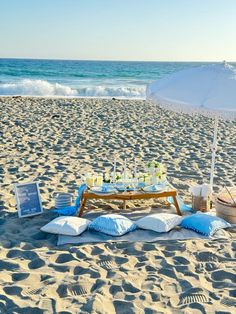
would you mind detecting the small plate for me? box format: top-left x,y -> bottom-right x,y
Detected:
115,183 -> 135,192
143,185 -> 165,193
90,186 -> 117,195
116,187 -> 135,192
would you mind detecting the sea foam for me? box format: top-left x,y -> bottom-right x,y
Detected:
0,79 -> 78,96
77,86 -> 145,98
0,79 -> 145,98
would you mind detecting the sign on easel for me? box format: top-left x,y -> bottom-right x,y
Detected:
15,182 -> 43,218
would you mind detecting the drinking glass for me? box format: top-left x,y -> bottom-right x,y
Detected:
85,173 -> 95,187
96,174 -> 103,187
145,175 -> 152,186
131,178 -> 139,191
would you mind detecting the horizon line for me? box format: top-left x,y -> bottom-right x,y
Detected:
0,57 -> 235,63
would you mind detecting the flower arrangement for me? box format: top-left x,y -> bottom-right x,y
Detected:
102,160 -> 166,186
145,161 -> 167,183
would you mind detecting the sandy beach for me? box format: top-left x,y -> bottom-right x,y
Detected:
0,97 -> 236,313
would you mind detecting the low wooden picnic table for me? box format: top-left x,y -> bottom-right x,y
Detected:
78,189 -> 181,217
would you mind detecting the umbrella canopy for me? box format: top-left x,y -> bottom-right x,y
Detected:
146,62 -> 236,190
147,62 -> 236,119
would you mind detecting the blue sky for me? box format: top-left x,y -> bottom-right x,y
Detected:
0,0 -> 235,61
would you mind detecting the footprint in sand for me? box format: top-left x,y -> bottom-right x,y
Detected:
195,262 -> 220,273
179,293 -> 208,305
211,270 -> 236,283
176,288 -> 210,307
205,262 -> 221,272
229,289 -> 236,298
135,261 -> 146,269
75,250 -> 88,259
97,259 -> 117,270
55,253 -> 75,264
0,260 -> 19,271
57,282 -> 93,298
21,286 -> 46,297
160,281 -> 181,296
124,294 -> 136,301
194,251 -> 221,263
141,243 -> 156,251
114,256 -> 129,266
221,296 -> 236,308
158,267 -> 177,280
0,295 -> 18,314
123,282 -> 140,294
28,257 -> 45,269
68,284 -> 90,296
74,265 -> 100,278
49,264 -> 70,273
113,300 -> 135,313
211,270 -> 236,289
142,279 -> 161,292
145,265 -> 158,273
178,279 -> 193,292
7,249 -> 38,260
12,272 -> 30,281
109,285 -> 123,296
3,286 -> 22,296
172,256 -> 190,265
136,254 -> 148,262
21,277 -> 55,297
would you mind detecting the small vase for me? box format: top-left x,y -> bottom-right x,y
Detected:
151,174 -> 157,185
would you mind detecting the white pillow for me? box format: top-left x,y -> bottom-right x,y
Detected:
136,213 -> 183,233
89,214 -> 136,236
41,216 -> 90,236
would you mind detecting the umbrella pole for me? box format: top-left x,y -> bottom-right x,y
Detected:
210,116 -> 219,190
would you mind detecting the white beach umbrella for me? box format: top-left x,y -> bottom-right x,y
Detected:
146,61 -> 236,189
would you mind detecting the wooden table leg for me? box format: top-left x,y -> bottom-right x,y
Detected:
123,200 -> 127,210
172,195 -> 182,216
78,197 -> 87,217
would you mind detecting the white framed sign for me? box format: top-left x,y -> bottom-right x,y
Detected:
15,182 -> 43,218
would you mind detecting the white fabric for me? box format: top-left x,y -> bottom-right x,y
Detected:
189,184 -> 211,198
57,227 -> 230,245
136,213 -> 183,233
146,62 -> 236,120
41,216 -> 90,236
57,209 -> 232,245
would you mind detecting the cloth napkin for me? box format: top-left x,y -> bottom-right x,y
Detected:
166,179 -> 193,212
101,186 -> 108,193
189,184 -> 211,199
167,195 -> 193,212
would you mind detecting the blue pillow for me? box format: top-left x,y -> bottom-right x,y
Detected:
181,213 -> 231,236
89,214 -> 137,236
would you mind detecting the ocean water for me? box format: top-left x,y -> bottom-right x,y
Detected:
0,59 -> 229,99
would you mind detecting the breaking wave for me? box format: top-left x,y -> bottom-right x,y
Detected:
0,79 -> 145,98
76,86 -> 145,98
0,79 -> 78,96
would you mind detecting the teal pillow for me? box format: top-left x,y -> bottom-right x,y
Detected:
181,213 -> 231,236
89,214 -> 136,236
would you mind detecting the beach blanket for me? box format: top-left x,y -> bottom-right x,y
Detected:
57,208 -> 231,245
57,227 -> 230,245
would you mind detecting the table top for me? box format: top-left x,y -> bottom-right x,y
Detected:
83,189 -> 177,200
